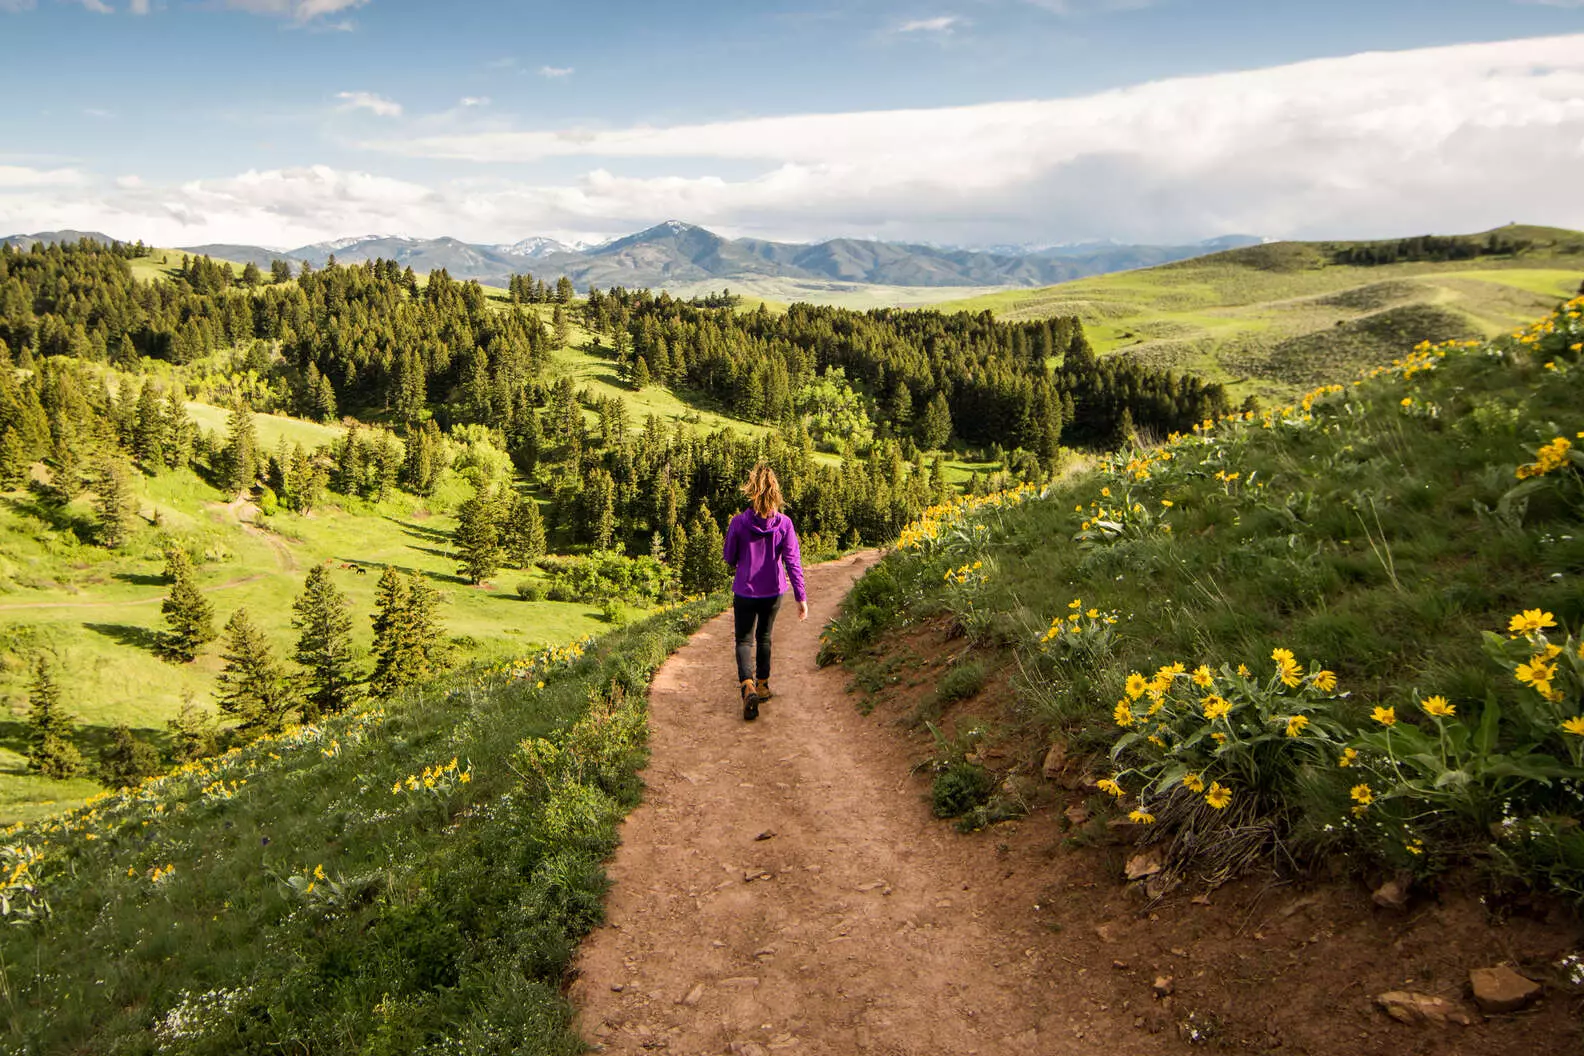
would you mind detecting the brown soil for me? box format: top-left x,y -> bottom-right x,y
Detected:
571,554 -> 1582,1055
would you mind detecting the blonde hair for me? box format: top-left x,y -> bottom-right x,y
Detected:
742,464 -> 784,518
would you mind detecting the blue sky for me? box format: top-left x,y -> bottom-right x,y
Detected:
1,0 -> 1582,248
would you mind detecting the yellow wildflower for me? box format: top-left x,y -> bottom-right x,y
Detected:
1285,715 -> 1310,738
1201,695 -> 1232,720
1236,663 -> 1250,677
1311,670 -> 1337,693
1212,732 -> 1228,745
1349,783 -> 1373,805
1113,701 -> 1136,728
1124,673 -> 1149,700
1421,695 -> 1455,718
1182,773 -> 1205,793
1205,782 -> 1232,810
1516,658 -> 1556,690
1192,665 -> 1214,688
1128,809 -> 1157,825
1096,778 -> 1126,798
1339,747 -> 1358,768
1509,609 -> 1558,635
1370,706 -> 1396,727
1563,716 -> 1584,737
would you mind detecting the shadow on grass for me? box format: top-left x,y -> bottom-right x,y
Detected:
388,516 -> 452,545
336,558 -> 471,587
83,622 -> 161,652
0,719 -> 173,777
113,572 -> 167,588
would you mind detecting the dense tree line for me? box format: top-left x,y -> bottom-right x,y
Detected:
0,241 -> 553,425
1331,232 -> 1537,267
579,289 -> 1227,457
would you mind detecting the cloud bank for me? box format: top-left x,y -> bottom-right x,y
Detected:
3,35 -> 1583,248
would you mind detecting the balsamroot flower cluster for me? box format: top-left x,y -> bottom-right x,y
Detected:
1105,647 -> 1346,821
894,483 -> 1041,553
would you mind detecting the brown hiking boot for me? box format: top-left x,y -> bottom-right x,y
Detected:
740,679 -> 759,721
754,679 -> 773,702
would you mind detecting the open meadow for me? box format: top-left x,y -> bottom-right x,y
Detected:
0,447 -> 613,822
940,228 -> 1584,403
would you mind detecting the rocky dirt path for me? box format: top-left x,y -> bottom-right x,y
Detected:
572,552 -> 1166,1056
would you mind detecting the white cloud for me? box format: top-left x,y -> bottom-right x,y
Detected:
0,165 -> 89,189
336,91 -> 402,118
129,0 -> 150,13
223,0 -> 367,22
896,15 -> 961,33
459,96 -> 490,107
83,108 -> 115,119
0,0 -> 38,12
74,0 -> 114,12
538,65 -> 574,78
6,36 -> 1584,249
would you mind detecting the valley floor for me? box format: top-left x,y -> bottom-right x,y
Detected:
571,556 -> 1579,1055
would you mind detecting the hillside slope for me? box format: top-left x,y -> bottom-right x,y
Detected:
0,600 -> 718,1054
827,295 -> 1584,904
940,225 -> 1584,401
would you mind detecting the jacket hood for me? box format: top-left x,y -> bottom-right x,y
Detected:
744,509 -> 783,535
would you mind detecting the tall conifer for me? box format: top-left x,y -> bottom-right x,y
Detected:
291,566 -> 360,719
454,493 -> 502,584
159,547 -> 216,662
215,607 -> 295,734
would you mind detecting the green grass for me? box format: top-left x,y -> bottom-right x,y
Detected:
0,468 -> 615,822
937,241 -> 1584,404
183,401 -> 346,452
833,294 -> 1584,889
0,596 -> 722,1054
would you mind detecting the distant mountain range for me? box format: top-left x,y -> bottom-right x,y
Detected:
4,222 -> 1262,291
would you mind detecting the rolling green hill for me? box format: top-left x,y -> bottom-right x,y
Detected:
0,448 -> 616,822
939,225 -> 1584,403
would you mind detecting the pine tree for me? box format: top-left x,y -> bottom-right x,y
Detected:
393,349 -> 426,424
240,261 -> 262,288
166,697 -> 219,762
369,568 -> 445,697
215,607 -> 295,735
291,565 -> 360,719
0,427 -> 27,490
632,356 -> 651,391
454,492 -> 502,584
682,503 -> 727,595
132,381 -> 166,468
370,566 -> 417,697
407,574 -> 447,674
917,391 -> 953,451
27,656 -> 84,778
502,492 -> 547,567
93,455 -> 135,548
98,725 -> 162,788
159,547 -> 216,663
163,387 -> 194,468
221,403 -> 259,495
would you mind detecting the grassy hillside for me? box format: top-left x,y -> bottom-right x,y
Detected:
0,598 -> 720,1054
826,295 -> 1584,895
0,447 -> 615,822
939,226 -> 1584,404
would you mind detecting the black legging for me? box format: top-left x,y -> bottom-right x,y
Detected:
733,593 -> 783,682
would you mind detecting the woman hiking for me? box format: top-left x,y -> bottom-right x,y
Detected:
722,464 -> 807,721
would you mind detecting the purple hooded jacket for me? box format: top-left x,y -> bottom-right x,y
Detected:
722,509 -> 806,602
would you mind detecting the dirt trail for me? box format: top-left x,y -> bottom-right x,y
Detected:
572,552 -> 1164,1056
